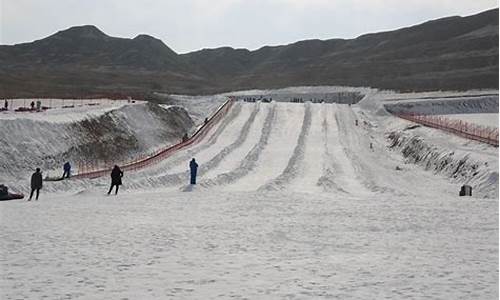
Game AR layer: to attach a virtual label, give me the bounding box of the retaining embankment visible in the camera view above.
[74,97,235,179]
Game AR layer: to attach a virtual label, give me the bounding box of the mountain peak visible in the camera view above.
[52,25,108,40]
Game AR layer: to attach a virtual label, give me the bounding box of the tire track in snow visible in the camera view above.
[131,103,260,188]
[258,103,312,191]
[196,103,277,188]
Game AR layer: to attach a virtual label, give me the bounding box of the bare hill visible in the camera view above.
[0,9,497,97]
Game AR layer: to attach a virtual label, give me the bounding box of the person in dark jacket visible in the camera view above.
[108,165,123,195]
[29,168,43,201]
[189,158,198,184]
[62,162,71,179]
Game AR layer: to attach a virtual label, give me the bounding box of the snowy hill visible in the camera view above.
[0,88,498,299]
[0,101,194,191]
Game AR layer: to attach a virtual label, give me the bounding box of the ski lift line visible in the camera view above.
[73,97,236,179]
[394,112,499,147]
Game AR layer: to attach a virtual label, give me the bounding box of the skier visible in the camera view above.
[189,158,198,185]
[62,162,71,179]
[29,168,43,201]
[182,133,189,142]
[3,99,8,110]
[108,165,123,195]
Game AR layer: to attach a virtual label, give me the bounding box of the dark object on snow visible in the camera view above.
[395,166,403,171]
[355,120,358,126]
[459,185,472,196]
[204,117,208,125]
[4,99,8,110]
[108,165,123,195]
[403,124,421,131]
[29,168,43,200]
[190,158,198,185]
[0,184,8,198]
[182,133,189,142]
[0,184,24,201]
[30,101,35,110]
[62,162,71,179]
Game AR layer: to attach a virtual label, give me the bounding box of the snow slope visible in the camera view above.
[0,88,498,299]
[0,102,194,192]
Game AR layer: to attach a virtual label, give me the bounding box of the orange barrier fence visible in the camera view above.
[74,97,235,179]
[395,113,499,147]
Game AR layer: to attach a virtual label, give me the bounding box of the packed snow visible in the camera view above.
[0,88,498,299]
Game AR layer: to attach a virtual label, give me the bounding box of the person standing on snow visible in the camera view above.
[62,162,71,179]
[189,158,198,185]
[29,168,43,201]
[108,165,123,195]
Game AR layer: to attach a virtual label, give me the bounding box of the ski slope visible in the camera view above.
[1,95,498,299]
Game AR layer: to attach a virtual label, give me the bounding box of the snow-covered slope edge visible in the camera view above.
[0,102,194,190]
[357,91,498,199]
[386,129,498,198]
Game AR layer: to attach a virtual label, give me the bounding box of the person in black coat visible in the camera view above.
[189,158,198,184]
[29,168,43,201]
[62,162,71,179]
[108,165,123,195]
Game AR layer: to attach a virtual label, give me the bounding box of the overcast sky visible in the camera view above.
[1,0,498,53]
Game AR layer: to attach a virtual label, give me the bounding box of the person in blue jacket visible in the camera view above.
[62,162,71,179]
[189,158,198,184]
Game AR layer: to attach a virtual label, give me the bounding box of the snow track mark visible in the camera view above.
[258,103,312,191]
[316,105,348,194]
[131,102,244,178]
[198,103,277,188]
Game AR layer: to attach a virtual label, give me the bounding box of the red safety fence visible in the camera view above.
[395,113,499,147]
[74,97,235,179]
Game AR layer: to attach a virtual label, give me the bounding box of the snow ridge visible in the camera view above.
[195,103,261,177]
[129,101,243,180]
[198,103,277,188]
[316,105,348,193]
[258,103,312,191]
[387,131,499,198]
[334,106,403,196]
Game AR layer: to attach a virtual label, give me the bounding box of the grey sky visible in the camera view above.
[1,0,497,53]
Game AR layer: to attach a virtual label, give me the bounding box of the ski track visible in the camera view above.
[259,103,312,191]
[224,103,305,191]
[124,103,251,189]
[289,104,336,194]
[336,105,457,198]
[197,103,277,189]
[168,103,256,174]
[320,104,372,196]
[334,106,405,196]
[129,101,244,179]
[202,103,268,179]
[316,104,350,194]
